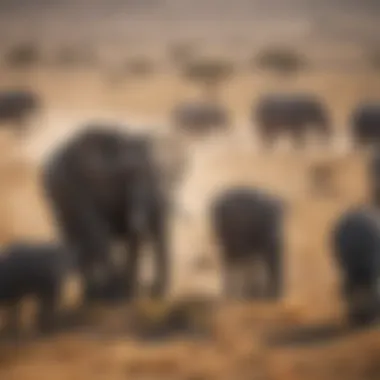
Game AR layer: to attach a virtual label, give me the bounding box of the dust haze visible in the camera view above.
[0,0,380,379]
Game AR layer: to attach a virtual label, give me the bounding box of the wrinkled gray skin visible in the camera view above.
[254,93,331,148]
[171,101,229,135]
[210,187,286,300]
[332,206,380,327]
[0,242,77,336]
[42,125,170,302]
[351,102,380,148]
[0,90,41,132]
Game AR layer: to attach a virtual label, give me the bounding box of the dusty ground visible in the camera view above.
[0,61,380,379]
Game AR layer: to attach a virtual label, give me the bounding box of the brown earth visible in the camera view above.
[0,61,379,380]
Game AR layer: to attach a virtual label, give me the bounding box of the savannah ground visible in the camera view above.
[0,35,380,380]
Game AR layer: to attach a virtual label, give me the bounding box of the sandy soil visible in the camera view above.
[0,62,379,379]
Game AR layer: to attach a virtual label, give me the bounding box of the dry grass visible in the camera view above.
[0,59,379,379]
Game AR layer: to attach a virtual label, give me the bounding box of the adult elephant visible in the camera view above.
[350,102,380,148]
[210,186,286,300]
[253,93,331,148]
[42,124,170,302]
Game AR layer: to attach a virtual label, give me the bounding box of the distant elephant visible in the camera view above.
[350,102,380,148]
[0,89,41,132]
[171,100,230,134]
[253,93,331,148]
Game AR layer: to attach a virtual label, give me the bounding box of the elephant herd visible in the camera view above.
[1,89,380,149]
[0,88,379,339]
[173,93,380,149]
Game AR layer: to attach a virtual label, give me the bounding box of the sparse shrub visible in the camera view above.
[53,46,98,67]
[124,55,157,77]
[253,47,308,75]
[181,57,234,99]
[183,58,234,84]
[103,56,156,85]
[3,42,41,69]
[308,162,337,198]
[131,297,215,340]
[167,40,198,66]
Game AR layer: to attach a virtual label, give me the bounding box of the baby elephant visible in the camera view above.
[332,207,380,327]
[210,187,286,300]
[0,242,82,338]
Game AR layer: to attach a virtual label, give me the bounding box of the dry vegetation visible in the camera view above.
[0,39,380,379]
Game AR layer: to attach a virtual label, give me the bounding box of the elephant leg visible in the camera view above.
[265,232,284,300]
